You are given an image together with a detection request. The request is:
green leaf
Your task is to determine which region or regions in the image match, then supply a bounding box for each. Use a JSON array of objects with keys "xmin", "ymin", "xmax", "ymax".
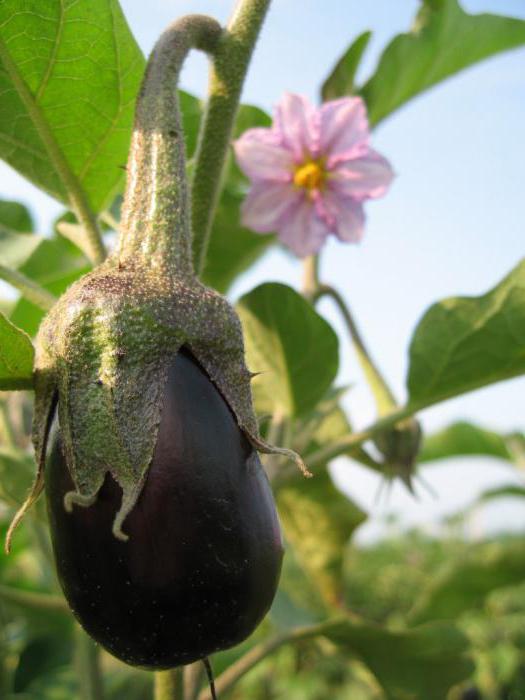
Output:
[
  {"xmin": 419, "ymin": 421, "xmax": 525, "ymax": 465},
  {"xmin": 478, "ymin": 485, "xmax": 525, "ymax": 504},
  {"xmin": 359, "ymin": 0, "xmax": 525, "ymax": 126},
  {"xmin": 277, "ymin": 471, "xmax": 366, "ymax": 607},
  {"xmin": 407, "ymin": 259, "xmax": 525, "ymax": 409},
  {"xmin": 201, "ymin": 104, "xmax": 274, "ymax": 293},
  {"xmin": 0, "ymin": 229, "xmax": 43, "ymax": 270},
  {"xmin": 201, "ymin": 188, "xmax": 275, "ymax": 294},
  {"xmin": 10, "ymin": 235, "xmax": 90, "ymax": 336},
  {"xmin": 14, "ymin": 636, "xmax": 71, "ymax": 693},
  {"xmin": 0, "ymin": 199, "xmax": 33, "ymax": 232},
  {"xmin": 409, "ymin": 540, "xmax": 525, "ymax": 625},
  {"xmin": 0, "ymin": 447, "xmax": 35, "ymax": 507},
  {"xmin": 237, "ymin": 283, "xmax": 339, "ymax": 418},
  {"xmin": 0, "ymin": 311, "xmax": 34, "ymax": 389},
  {"xmin": 321, "ymin": 31, "xmax": 372, "ymax": 102},
  {"xmin": 324, "ymin": 618, "xmax": 473, "ymax": 700},
  {"xmin": 0, "ymin": 0, "xmax": 144, "ymax": 211}
]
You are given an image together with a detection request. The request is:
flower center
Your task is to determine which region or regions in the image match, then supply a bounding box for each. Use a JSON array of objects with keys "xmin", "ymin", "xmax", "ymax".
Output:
[{"xmin": 293, "ymin": 160, "xmax": 325, "ymax": 191}]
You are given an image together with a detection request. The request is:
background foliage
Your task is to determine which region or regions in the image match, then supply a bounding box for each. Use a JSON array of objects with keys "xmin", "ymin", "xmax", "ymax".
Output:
[{"xmin": 1, "ymin": 0, "xmax": 525, "ymax": 698}]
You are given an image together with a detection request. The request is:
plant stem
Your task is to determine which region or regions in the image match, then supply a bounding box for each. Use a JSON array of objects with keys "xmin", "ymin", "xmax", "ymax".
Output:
[
  {"xmin": 314, "ymin": 283, "xmax": 397, "ymax": 415},
  {"xmin": 155, "ymin": 669, "xmax": 184, "ymax": 700},
  {"xmin": 306, "ymin": 402, "xmax": 423, "ymax": 470},
  {"xmin": 117, "ymin": 15, "xmax": 221, "ymax": 280},
  {"xmin": 0, "ymin": 584, "xmax": 68, "ymax": 612},
  {"xmin": 196, "ymin": 620, "xmax": 342, "ymax": 700},
  {"xmin": 0, "ymin": 264, "xmax": 56, "ymax": 311},
  {"xmin": 192, "ymin": 0, "xmax": 272, "ymax": 274},
  {"xmin": 0, "ymin": 38, "xmax": 106, "ymax": 265},
  {"xmin": 74, "ymin": 625, "xmax": 105, "ymax": 700},
  {"xmin": 183, "ymin": 663, "xmax": 204, "ymax": 700}
]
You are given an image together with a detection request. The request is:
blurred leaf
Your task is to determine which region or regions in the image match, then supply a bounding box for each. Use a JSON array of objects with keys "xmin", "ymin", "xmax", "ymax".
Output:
[
  {"xmin": 0, "ymin": 229, "xmax": 43, "ymax": 270},
  {"xmin": 220, "ymin": 617, "xmax": 473, "ymax": 700},
  {"xmin": 410, "ymin": 540, "xmax": 525, "ymax": 624},
  {"xmin": 0, "ymin": 446, "xmax": 35, "ymax": 506},
  {"xmin": 407, "ymin": 259, "xmax": 525, "ymax": 409},
  {"xmin": 359, "ymin": 0, "xmax": 525, "ymax": 126},
  {"xmin": 277, "ymin": 471, "xmax": 366, "ymax": 607},
  {"xmin": 0, "ymin": 312, "xmax": 33, "ymax": 389},
  {"xmin": 478, "ymin": 485, "xmax": 525, "ymax": 504},
  {"xmin": 0, "ymin": 0, "xmax": 145, "ymax": 211},
  {"xmin": 420, "ymin": 421, "xmax": 525, "ymax": 465},
  {"xmin": 201, "ymin": 103, "xmax": 274, "ymax": 293},
  {"xmin": 321, "ymin": 31, "xmax": 372, "ymax": 102},
  {"xmin": 10, "ymin": 235, "xmax": 90, "ymax": 336},
  {"xmin": 324, "ymin": 618, "xmax": 473, "ymax": 700},
  {"xmin": 14, "ymin": 635, "xmax": 72, "ymax": 692},
  {"xmin": 0, "ymin": 199, "xmax": 33, "ymax": 232},
  {"xmin": 237, "ymin": 283, "xmax": 339, "ymax": 417}
]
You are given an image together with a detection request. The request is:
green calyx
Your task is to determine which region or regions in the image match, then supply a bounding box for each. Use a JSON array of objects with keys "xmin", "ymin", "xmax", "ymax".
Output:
[{"xmin": 6, "ymin": 14, "xmax": 304, "ymax": 552}]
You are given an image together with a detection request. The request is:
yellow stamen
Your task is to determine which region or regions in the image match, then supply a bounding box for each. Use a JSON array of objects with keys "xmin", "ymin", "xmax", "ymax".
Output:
[{"xmin": 293, "ymin": 160, "xmax": 325, "ymax": 191}]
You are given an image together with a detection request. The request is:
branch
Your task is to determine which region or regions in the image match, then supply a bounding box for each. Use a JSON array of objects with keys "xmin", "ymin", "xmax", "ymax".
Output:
[
  {"xmin": 0, "ymin": 264, "xmax": 56, "ymax": 310},
  {"xmin": 191, "ymin": 0, "xmax": 272, "ymax": 274}
]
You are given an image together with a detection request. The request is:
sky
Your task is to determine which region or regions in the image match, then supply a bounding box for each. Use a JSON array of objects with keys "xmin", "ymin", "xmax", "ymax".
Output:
[{"xmin": 1, "ymin": 0, "xmax": 524, "ymax": 542}]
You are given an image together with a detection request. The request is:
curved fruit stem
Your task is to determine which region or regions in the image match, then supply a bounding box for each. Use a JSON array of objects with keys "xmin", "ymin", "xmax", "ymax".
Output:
[
  {"xmin": 155, "ymin": 669, "xmax": 184, "ymax": 700},
  {"xmin": 0, "ymin": 264, "xmax": 56, "ymax": 311},
  {"xmin": 116, "ymin": 15, "xmax": 222, "ymax": 280},
  {"xmin": 191, "ymin": 0, "xmax": 272, "ymax": 275}
]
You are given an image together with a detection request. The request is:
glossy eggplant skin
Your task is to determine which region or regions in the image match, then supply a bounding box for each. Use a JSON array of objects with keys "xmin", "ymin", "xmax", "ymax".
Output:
[{"xmin": 46, "ymin": 351, "xmax": 283, "ymax": 669}]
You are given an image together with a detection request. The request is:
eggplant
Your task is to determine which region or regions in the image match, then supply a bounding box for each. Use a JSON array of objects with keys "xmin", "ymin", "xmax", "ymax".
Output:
[{"xmin": 46, "ymin": 350, "xmax": 283, "ymax": 669}]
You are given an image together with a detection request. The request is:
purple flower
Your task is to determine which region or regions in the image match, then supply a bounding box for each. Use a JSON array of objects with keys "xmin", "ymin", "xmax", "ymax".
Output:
[{"xmin": 233, "ymin": 93, "xmax": 394, "ymax": 257}]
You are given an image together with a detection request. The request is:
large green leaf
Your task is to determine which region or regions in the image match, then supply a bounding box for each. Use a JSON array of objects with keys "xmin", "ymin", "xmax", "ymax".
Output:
[
  {"xmin": 325, "ymin": 618, "xmax": 473, "ymax": 700},
  {"xmin": 359, "ymin": 0, "xmax": 525, "ymax": 126},
  {"xmin": 419, "ymin": 421, "xmax": 525, "ymax": 465},
  {"xmin": 407, "ymin": 259, "xmax": 525, "ymax": 409},
  {"xmin": 277, "ymin": 471, "xmax": 366, "ymax": 607},
  {"xmin": 0, "ymin": 199, "xmax": 33, "ymax": 232},
  {"xmin": 0, "ymin": 311, "xmax": 33, "ymax": 389},
  {"xmin": 410, "ymin": 540, "xmax": 525, "ymax": 624},
  {"xmin": 237, "ymin": 283, "xmax": 339, "ymax": 418},
  {"xmin": 0, "ymin": 0, "xmax": 144, "ymax": 211},
  {"xmin": 201, "ymin": 104, "xmax": 275, "ymax": 293},
  {"xmin": 321, "ymin": 31, "xmax": 372, "ymax": 102}
]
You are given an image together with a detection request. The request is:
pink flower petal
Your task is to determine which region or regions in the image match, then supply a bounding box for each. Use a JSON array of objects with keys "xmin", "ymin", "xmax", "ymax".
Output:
[
  {"xmin": 320, "ymin": 189, "xmax": 365, "ymax": 243},
  {"xmin": 274, "ymin": 93, "xmax": 316, "ymax": 162},
  {"xmin": 234, "ymin": 128, "xmax": 294, "ymax": 182},
  {"xmin": 329, "ymin": 148, "xmax": 394, "ymax": 200},
  {"xmin": 241, "ymin": 181, "xmax": 302, "ymax": 233},
  {"xmin": 278, "ymin": 198, "xmax": 330, "ymax": 257},
  {"xmin": 319, "ymin": 97, "xmax": 369, "ymax": 164}
]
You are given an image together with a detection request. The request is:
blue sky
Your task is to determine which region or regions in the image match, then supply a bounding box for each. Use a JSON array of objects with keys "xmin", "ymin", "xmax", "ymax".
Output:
[{"xmin": 1, "ymin": 0, "xmax": 524, "ymax": 540}]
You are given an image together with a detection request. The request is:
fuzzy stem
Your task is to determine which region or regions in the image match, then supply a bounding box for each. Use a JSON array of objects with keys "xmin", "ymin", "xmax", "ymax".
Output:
[
  {"xmin": 74, "ymin": 625, "xmax": 105, "ymax": 700},
  {"xmin": 117, "ymin": 15, "xmax": 222, "ymax": 279},
  {"xmin": 313, "ymin": 283, "xmax": 397, "ymax": 415},
  {"xmin": 192, "ymin": 0, "xmax": 271, "ymax": 274},
  {"xmin": 0, "ymin": 264, "xmax": 56, "ymax": 311},
  {"xmin": 155, "ymin": 669, "xmax": 184, "ymax": 700}
]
